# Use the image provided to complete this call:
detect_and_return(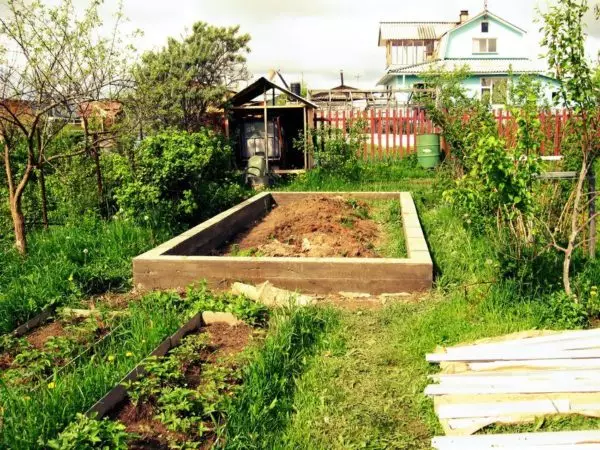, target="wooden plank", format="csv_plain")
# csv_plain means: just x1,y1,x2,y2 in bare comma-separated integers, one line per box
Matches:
378,109,383,159
425,382,600,396
434,329,600,357
12,305,55,337
428,349,600,363
436,399,572,419
432,430,600,447
386,108,390,156
468,358,600,372
392,108,397,157
86,312,204,418
431,369,600,381
370,109,375,158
